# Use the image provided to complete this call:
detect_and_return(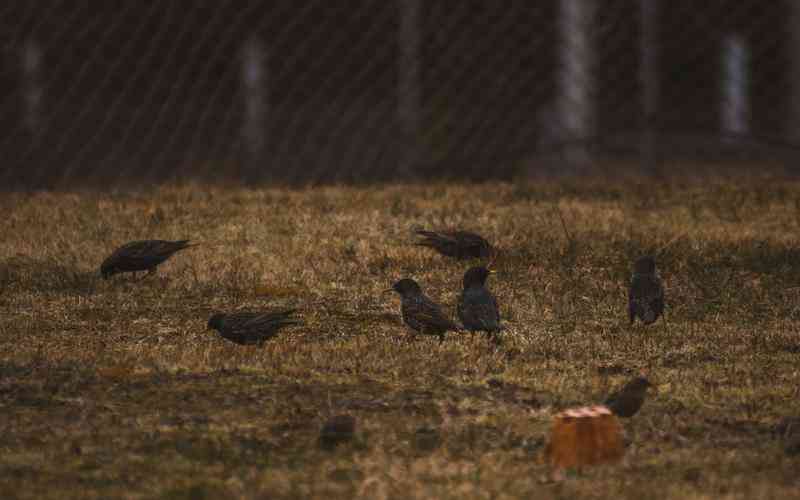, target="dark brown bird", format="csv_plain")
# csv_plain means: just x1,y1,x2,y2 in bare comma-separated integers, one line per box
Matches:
100,239,196,279
207,310,301,345
414,229,493,260
628,256,664,325
457,266,503,341
387,278,460,342
604,377,652,418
